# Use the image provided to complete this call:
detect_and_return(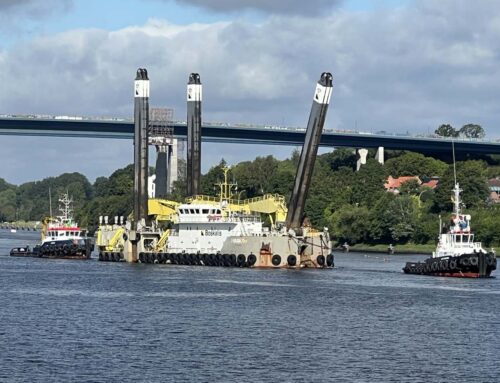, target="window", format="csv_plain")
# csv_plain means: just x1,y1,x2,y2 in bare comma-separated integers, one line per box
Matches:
190,209,195,214
202,209,209,214
195,209,200,214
